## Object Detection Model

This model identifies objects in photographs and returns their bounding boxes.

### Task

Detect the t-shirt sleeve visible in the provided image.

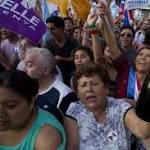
[59,92,78,114]
[65,102,79,120]
[117,99,132,121]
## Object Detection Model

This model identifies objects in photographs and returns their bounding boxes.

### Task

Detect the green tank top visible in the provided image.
[0,108,66,150]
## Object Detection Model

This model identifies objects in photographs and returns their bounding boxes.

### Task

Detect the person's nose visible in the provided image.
[86,83,93,92]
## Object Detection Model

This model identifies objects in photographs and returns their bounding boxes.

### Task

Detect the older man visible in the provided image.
[25,47,78,114]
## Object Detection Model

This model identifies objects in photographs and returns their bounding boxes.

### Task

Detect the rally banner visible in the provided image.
[0,0,47,44]
[126,0,150,10]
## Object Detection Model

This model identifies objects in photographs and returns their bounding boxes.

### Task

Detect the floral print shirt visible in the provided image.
[66,97,132,150]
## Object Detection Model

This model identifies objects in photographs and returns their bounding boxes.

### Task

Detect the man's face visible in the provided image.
[24,53,44,79]
[64,19,74,31]
[119,28,134,49]
[142,20,150,31]
[46,23,62,38]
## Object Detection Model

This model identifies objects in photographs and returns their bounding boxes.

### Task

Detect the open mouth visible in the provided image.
[86,95,96,101]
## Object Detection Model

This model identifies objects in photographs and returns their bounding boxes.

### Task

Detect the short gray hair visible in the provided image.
[26,47,57,75]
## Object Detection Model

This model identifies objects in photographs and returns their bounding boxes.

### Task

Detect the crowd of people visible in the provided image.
[0,0,150,149]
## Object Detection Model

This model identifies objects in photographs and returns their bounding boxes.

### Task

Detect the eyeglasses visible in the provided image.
[120,33,132,38]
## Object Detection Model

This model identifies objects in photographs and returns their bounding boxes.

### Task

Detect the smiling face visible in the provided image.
[135,48,150,73]
[0,87,34,131]
[76,74,107,111]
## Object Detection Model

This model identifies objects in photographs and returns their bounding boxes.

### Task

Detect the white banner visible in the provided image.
[126,0,150,10]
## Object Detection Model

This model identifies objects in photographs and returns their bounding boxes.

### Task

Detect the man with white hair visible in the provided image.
[25,47,78,114]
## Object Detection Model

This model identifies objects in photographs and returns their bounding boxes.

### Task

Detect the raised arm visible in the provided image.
[97,1,121,61]
[86,11,104,66]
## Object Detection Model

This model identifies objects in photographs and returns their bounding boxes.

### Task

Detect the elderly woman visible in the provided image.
[64,64,150,150]
[0,70,66,150]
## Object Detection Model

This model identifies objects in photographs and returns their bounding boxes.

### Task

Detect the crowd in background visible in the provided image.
[0,0,150,149]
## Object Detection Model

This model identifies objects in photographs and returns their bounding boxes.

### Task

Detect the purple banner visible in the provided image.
[0,0,47,44]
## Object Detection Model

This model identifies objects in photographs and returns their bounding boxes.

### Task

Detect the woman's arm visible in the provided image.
[125,108,150,139]
[35,124,62,150]
[125,74,150,139]
[64,116,79,150]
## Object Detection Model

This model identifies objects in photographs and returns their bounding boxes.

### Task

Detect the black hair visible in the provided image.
[144,27,150,46]
[46,16,64,29]
[120,25,135,38]
[72,46,94,62]
[0,63,6,73]
[0,70,39,102]
[64,17,74,25]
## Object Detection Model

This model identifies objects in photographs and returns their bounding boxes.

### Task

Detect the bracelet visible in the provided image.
[88,24,96,29]
[90,30,98,35]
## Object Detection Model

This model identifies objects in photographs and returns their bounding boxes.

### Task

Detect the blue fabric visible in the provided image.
[127,65,135,99]
[123,9,130,26]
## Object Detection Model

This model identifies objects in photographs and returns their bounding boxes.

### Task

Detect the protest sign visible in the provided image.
[126,0,150,10]
[0,0,46,44]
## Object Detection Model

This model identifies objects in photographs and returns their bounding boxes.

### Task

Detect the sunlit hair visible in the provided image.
[26,47,57,75]
[72,64,110,92]
[0,70,38,102]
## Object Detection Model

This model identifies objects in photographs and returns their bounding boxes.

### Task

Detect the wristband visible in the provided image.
[88,24,96,29]
[90,30,98,35]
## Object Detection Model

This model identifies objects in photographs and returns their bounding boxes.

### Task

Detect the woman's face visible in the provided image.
[0,87,34,131]
[74,50,93,67]
[135,48,150,73]
[73,28,82,40]
[77,74,107,111]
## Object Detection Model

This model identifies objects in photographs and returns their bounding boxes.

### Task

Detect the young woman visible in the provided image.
[0,70,66,150]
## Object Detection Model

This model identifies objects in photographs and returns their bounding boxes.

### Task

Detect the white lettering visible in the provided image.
[0,0,42,29]
[2,10,9,15]
[30,16,40,26]
[0,0,14,10]
[10,3,20,15]
[23,20,29,25]
[21,10,29,21]
[12,14,20,21]
[29,25,36,31]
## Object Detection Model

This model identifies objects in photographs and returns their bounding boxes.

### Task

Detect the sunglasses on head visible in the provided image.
[120,33,132,37]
